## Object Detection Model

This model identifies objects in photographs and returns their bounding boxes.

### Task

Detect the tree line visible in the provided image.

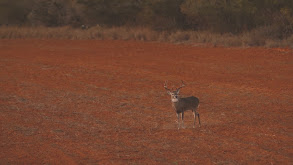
[0,0,292,38]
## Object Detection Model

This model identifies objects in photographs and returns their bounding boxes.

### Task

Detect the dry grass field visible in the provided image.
[0,39,292,164]
[1,26,293,48]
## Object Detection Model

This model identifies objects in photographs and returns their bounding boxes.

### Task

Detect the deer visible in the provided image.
[164,80,200,129]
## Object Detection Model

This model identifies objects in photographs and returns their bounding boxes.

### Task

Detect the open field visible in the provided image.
[0,39,292,164]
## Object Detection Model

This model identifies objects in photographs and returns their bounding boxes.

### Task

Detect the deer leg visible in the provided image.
[181,112,185,128]
[193,110,196,128]
[177,113,181,129]
[197,112,201,127]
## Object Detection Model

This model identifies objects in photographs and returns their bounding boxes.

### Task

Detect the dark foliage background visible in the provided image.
[0,0,292,39]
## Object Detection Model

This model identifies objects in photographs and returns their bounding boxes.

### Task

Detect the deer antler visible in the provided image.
[176,80,185,92]
[164,81,171,91]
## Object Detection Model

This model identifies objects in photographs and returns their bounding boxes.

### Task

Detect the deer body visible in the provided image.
[172,96,199,114]
[165,81,201,129]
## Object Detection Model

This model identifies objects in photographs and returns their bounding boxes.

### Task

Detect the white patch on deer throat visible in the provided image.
[172,98,179,102]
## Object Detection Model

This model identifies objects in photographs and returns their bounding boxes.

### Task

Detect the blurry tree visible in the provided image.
[180,0,257,33]
[180,0,293,36]
[252,0,293,38]
[137,0,185,30]
[77,0,185,30]
[0,0,34,25]
[76,0,142,26]
[28,0,83,27]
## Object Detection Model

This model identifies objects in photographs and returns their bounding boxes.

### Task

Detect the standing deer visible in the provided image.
[164,80,200,129]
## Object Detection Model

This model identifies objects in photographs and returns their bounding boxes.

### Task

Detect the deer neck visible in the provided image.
[171,97,180,104]
[171,98,181,111]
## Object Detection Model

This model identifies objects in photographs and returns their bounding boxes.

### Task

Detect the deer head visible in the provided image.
[164,80,185,102]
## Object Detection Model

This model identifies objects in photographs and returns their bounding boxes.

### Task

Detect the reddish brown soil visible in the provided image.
[0,39,292,164]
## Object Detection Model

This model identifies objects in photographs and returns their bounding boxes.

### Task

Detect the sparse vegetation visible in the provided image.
[0,26,292,48]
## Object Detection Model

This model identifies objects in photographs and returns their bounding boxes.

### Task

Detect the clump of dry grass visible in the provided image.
[0,26,292,48]
[0,26,87,39]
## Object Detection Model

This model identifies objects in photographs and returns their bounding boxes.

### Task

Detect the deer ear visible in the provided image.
[167,91,171,95]
[176,89,180,94]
